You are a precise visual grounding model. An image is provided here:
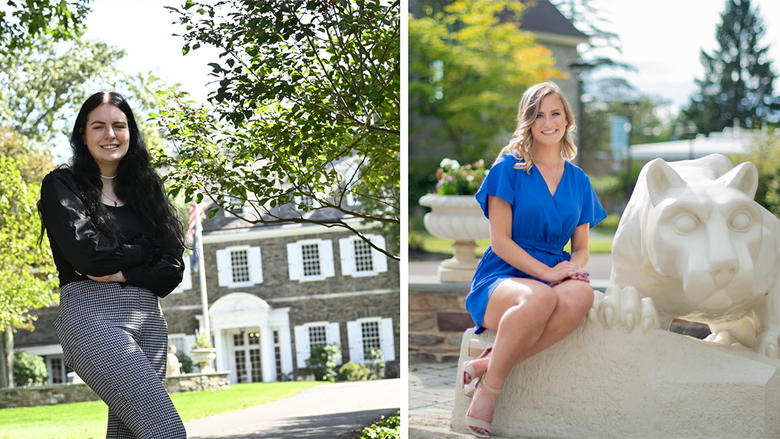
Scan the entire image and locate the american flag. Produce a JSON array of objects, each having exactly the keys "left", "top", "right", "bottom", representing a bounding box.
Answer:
[
  {"left": 188, "top": 202, "right": 204, "bottom": 243},
  {"left": 188, "top": 202, "right": 204, "bottom": 272}
]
